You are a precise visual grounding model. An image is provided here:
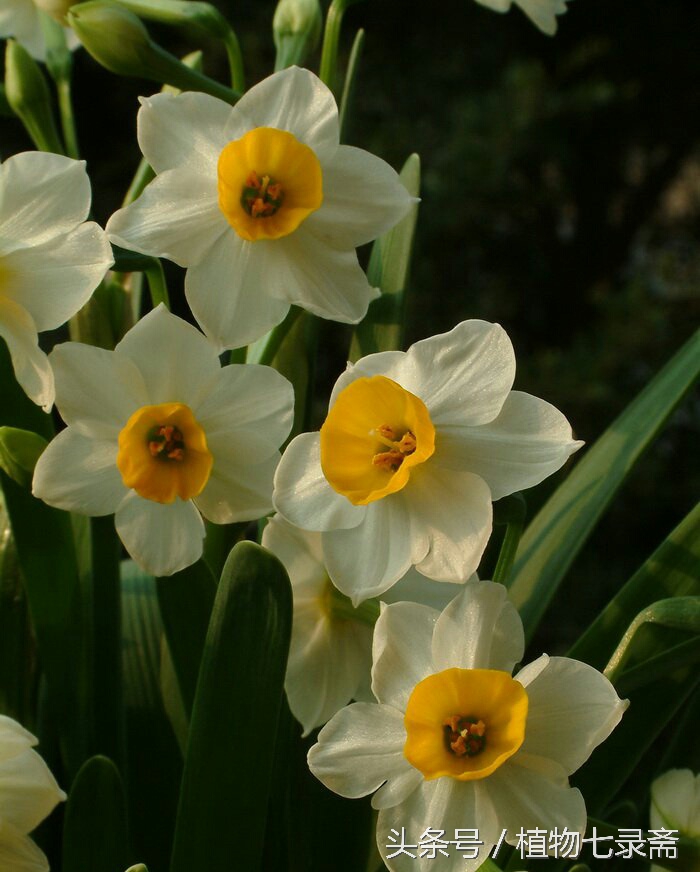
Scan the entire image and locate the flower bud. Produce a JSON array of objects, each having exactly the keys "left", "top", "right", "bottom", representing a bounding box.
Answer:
[
  {"left": 4, "top": 39, "right": 64, "bottom": 152},
  {"left": 0, "top": 427, "right": 48, "bottom": 487},
  {"left": 272, "top": 0, "right": 322, "bottom": 70}
]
